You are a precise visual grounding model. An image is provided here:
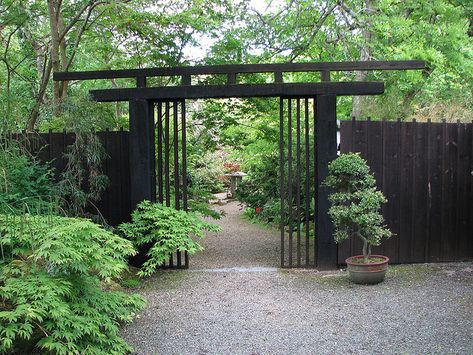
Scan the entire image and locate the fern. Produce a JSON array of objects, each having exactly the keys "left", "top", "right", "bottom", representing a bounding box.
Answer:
[
  {"left": 0, "top": 214, "right": 145, "bottom": 354},
  {"left": 119, "top": 201, "right": 221, "bottom": 276}
]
